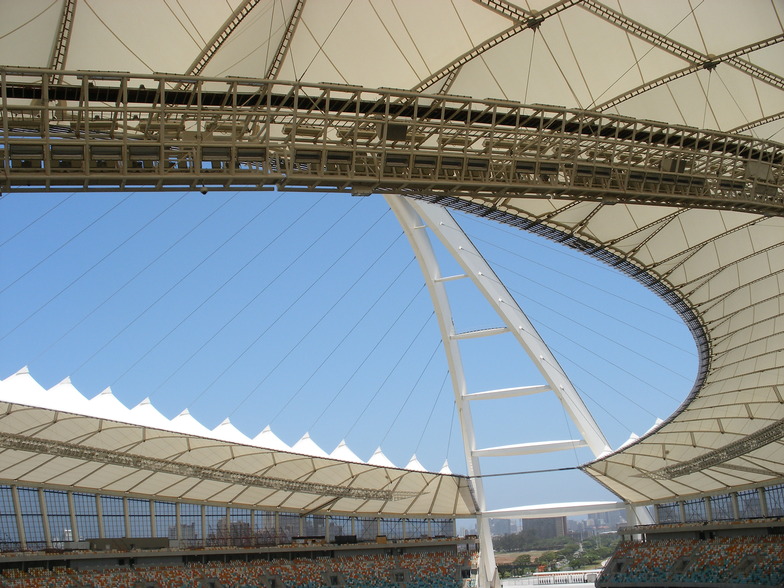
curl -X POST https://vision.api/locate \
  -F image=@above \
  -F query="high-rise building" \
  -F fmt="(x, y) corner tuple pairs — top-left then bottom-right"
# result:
(521, 517), (567, 539)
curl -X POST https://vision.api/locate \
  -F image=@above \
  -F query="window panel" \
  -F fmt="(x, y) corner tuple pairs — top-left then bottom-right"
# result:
(205, 505), (227, 546)
(44, 490), (72, 545)
(278, 513), (299, 542)
(737, 489), (762, 519)
(329, 516), (352, 540)
(17, 487), (46, 549)
(379, 517), (403, 540)
(154, 501), (177, 539)
(127, 498), (151, 538)
(179, 503), (202, 547)
(0, 486), (21, 550)
(73, 493), (99, 540)
(356, 517), (379, 541)
(101, 496), (125, 538)
(709, 494), (734, 521)
(683, 498), (706, 523)
(656, 502), (680, 524)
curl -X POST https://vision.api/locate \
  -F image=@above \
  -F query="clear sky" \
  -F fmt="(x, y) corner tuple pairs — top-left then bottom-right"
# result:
(0, 188), (697, 511)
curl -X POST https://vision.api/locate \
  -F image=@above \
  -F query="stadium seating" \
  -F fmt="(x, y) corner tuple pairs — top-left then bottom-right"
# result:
(0, 549), (471, 588)
(597, 535), (784, 586)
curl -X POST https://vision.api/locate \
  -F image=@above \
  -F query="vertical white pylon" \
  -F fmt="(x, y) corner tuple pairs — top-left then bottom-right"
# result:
(386, 195), (611, 588)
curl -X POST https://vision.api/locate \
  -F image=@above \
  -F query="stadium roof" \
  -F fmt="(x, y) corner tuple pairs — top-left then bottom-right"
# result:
(0, 0), (783, 510)
(0, 367), (476, 516)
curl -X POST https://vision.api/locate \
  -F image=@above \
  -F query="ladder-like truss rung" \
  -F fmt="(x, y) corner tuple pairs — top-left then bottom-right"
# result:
(472, 439), (588, 457)
(434, 273), (467, 282)
(482, 500), (627, 519)
(464, 384), (551, 401)
(452, 326), (509, 340)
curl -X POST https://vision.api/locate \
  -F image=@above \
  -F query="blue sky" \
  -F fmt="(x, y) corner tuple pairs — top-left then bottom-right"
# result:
(0, 189), (697, 510)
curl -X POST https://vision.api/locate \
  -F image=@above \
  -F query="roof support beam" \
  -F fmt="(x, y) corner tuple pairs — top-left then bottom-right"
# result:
(2, 69), (781, 217)
(266, 0), (307, 80)
(412, 0), (579, 93)
(731, 111), (784, 135)
(181, 0), (263, 79)
(49, 0), (78, 85)
(471, 0), (529, 23)
(645, 418), (784, 480)
(596, 35), (784, 111)
(582, 1), (784, 92)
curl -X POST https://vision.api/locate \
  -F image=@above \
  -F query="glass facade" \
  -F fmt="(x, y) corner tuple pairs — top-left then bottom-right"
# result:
(17, 487), (46, 550)
(656, 502), (680, 524)
(205, 505), (227, 546)
(737, 489), (762, 519)
(710, 494), (734, 521)
(303, 514), (326, 538)
(73, 492), (99, 541)
(154, 500), (176, 539)
(433, 518), (456, 537)
(128, 498), (151, 538)
(179, 502), (202, 546)
(380, 517), (403, 540)
(407, 518), (429, 539)
(4, 480), (784, 552)
(356, 517), (379, 541)
(44, 489), (72, 545)
(683, 498), (706, 523)
(329, 515), (352, 540)
(254, 510), (277, 545)
(764, 484), (784, 517)
(229, 508), (252, 546)
(0, 486), (461, 551)
(101, 495), (126, 538)
(278, 512), (299, 542)
(0, 486), (21, 550)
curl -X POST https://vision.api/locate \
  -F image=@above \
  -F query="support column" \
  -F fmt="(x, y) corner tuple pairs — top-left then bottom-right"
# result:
(150, 500), (157, 538)
(38, 488), (51, 549)
(201, 505), (207, 547)
(96, 495), (104, 539)
(226, 507), (231, 546)
(67, 491), (78, 543)
(123, 497), (130, 539)
(176, 502), (182, 541)
(10, 486), (26, 550)
(759, 488), (768, 517)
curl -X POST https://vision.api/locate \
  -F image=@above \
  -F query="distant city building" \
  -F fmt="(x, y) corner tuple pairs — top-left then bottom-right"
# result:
(521, 517), (567, 539)
(489, 519), (511, 537)
(170, 522), (197, 540)
(588, 510), (626, 532)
